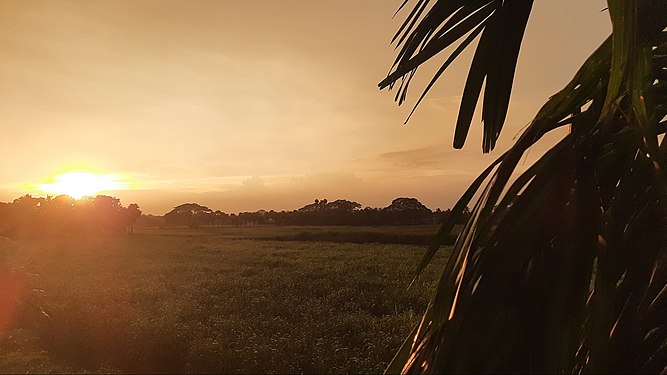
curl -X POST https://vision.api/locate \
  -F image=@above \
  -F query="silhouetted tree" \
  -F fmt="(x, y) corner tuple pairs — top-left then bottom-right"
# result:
(124, 204), (142, 234)
(164, 203), (213, 228)
(212, 210), (228, 227)
(384, 197), (430, 212)
(383, 198), (432, 225)
(148, 198), (459, 228)
(0, 194), (140, 237)
(134, 214), (165, 228)
(40, 195), (75, 235)
(325, 199), (362, 212)
(92, 195), (124, 233)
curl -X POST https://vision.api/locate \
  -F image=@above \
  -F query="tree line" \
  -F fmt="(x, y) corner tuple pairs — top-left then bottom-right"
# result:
(0, 194), (141, 238)
(0, 194), (467, 236)
(161, 197), (468, 228)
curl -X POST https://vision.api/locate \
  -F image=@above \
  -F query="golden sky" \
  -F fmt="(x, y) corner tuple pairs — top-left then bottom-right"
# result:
(0, 0), (609, 214)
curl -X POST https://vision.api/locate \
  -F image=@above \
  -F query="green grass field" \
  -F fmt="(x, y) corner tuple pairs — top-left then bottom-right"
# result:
(1, 226), (448, 373)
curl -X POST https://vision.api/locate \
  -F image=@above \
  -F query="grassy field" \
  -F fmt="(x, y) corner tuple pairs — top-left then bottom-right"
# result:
(0, 226), (448, 373)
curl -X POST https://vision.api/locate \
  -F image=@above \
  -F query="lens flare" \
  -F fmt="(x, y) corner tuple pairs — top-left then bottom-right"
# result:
(36, 171), (131, 199)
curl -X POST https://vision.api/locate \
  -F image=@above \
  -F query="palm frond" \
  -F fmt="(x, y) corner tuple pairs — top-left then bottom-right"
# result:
(379, 0), (533, 152)
(385, 1), (667, 373)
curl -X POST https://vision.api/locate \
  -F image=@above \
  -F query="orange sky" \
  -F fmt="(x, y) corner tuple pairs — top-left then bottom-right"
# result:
(0, 0), (610, 214)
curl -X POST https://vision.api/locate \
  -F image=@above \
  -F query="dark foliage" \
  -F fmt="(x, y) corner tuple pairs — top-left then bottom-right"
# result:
(164, 203), (214, 229)
(159, 198), (466, 228)
(381, 1), (667, 373)
(0, 194), (142, 238)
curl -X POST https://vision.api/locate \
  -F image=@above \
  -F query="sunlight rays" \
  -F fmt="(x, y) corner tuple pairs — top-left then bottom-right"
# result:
(36, 171), (132, 199)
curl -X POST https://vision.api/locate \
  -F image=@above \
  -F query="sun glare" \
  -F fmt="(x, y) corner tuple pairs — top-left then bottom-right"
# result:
(36, 171), (131, 199)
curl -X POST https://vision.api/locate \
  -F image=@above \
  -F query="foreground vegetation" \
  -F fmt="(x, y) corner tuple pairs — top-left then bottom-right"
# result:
(0, 226), (446, 373)
(380, 0), (667, 372)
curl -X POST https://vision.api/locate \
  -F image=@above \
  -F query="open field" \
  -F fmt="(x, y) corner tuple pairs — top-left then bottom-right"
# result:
(141, 224), (448, 245)
(1, 226), (448, 373)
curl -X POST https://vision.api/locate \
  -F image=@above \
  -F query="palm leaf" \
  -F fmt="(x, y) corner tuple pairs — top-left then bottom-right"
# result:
(383, 0), (667, 373)
(379, 0), (534, 152)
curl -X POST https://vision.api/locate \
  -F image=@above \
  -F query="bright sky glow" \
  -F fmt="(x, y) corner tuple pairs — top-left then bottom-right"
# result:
(0, 0), (610, 214)
(36, 171), (132, 199)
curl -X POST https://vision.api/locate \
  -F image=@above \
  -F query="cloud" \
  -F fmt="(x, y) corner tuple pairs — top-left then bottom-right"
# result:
(241, 175), (265, 191)
(378, 145), (457, 168)
(289, 171), (363, 191)
(425, 96), (461, 113)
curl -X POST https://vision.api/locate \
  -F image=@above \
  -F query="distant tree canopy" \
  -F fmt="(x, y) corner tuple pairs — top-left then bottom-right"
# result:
(125, 203), (142, 234)
(164, 203), (215, 228)
(160, 197), (465, 228)
(0, 194), (142, 238)
(298, 199), (362, 213)
(384, 198), (430, 212)
(0, 194), (468, 233)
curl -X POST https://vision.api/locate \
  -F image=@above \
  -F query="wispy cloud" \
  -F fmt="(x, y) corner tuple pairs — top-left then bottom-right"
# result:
(378, 145), (457, 168)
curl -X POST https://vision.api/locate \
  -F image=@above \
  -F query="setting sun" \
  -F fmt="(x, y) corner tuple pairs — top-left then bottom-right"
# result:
(36, 171), (132, 199)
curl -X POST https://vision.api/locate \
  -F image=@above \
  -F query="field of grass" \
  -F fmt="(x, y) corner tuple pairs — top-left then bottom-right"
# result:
(0, 226), (448, 373)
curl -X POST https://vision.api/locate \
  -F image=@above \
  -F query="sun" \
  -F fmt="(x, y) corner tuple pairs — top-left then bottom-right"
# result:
(36, 171), (131, 199)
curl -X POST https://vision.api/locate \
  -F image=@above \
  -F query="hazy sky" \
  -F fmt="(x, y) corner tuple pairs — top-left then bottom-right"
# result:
(0, 0), (609, 214)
